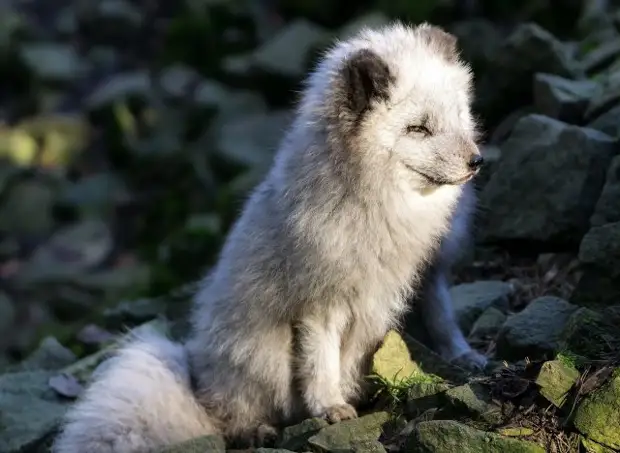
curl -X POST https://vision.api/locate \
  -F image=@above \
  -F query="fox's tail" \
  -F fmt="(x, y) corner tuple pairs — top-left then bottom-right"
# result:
(52, 327), (219, 453)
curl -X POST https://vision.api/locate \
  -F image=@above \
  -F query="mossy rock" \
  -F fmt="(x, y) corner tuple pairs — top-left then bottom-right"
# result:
(560, 307), (619, 365)
(409, 420), (546, 453)
(535, 359), (580, 408)
(307, 412), (390, 452)
(573, 368), (620, 450)
(371, 330), (423, 385)
(443, 382), (503, 425)
(276, 417), (328, 451)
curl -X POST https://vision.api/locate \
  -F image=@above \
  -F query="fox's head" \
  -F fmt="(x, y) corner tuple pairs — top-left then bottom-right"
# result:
(301, 22), (483, 191)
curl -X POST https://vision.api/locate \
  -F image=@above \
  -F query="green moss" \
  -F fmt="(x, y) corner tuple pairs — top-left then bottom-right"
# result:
(535, 359), (580, 408)
(573, 369), (620, 450)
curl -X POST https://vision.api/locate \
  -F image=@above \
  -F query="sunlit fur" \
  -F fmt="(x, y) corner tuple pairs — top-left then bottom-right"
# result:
(52, 22), (486, 453)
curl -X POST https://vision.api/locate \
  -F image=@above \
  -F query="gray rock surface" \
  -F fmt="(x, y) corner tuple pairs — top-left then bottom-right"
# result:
(479, 114), (617, 246)
(533, 73), (600, 122)
(497, 296), (579, 360)
(449, 280), (513, 334)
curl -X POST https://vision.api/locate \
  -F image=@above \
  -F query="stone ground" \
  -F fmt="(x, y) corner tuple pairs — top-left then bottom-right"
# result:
(1, 0), (620, 452)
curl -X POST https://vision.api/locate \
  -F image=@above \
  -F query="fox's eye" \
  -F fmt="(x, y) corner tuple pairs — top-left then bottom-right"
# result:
(406, 125), (431, 136)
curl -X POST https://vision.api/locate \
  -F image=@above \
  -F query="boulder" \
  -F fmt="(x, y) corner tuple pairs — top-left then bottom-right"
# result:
(0, 371), (69, 452)
(590, 156), (620, 226)
(587, 104), (620, 137)
(443, 382), (503, 424)
(533, 73), (600, 123)
(307, 412), (390, 452)
(409, 420), (545, 452)
(19, 337), (77, 371)
(468, 307), (507, 340)
(276, 418), (329, 451)
(535, 359), (580, 407)
(478, 114), (617, 247)
(574, 368), (620, 450)
(371, 330), (422, 384)
(449, 280), (513, 334)
(475, 23), (582, 126)
(572, 222), (620, 307)
(497, 296), (578, 360)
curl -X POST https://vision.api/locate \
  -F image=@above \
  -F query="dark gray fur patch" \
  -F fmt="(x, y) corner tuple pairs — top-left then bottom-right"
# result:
(419, 26), (459, 63)
(340, 48), (394, 125)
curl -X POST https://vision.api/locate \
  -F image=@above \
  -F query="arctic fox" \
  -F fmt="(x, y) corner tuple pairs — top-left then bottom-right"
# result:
(52, 21), (486, 452)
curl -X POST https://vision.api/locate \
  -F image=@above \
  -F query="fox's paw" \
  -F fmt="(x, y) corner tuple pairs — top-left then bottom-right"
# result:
(320, 403), (358, 423)
(254, 423), (278, 447)
(232, 423), (279, 449)
(450, 349), (488, 373)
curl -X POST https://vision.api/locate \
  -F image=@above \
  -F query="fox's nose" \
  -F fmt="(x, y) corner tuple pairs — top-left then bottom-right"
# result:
(468, 154), (484, 170)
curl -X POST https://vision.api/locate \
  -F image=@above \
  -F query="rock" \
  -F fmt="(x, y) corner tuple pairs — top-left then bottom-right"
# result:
(103, 297), (168, 328)
(0, 291), (15, 338)
(572, 222), (620, 307)
(560, 307), (619, 364)
(475, 23), (582, 126)
(533, 73), (600, 123)
(535, 359), (580, 407)
(57, 172), (131, 217)
(158, 434), (226, 453)
(584, 70), (620, 121)
(574, 368), (620, 450)
(86, 71), (150, 111)
(588, 104), (620, 137)
(19, 43), (87, 85)
(497, 296), (578, 360)
(590, 156), (620, 226)
(276, 418), (329, 451)
(497, 23), (580, 78)
(214, 110), (292, 168)
(254, 447), (295, 453)
(409, 420), (545, 453)
(406, 380), (449, 415)
(0, 177), (58, 237)
(468, 307), (507, 339)
(249, 19), (330, 79)
(400, 332), (469, 384)
(16, 219), (114, 286)
(449, 281), (513, 334)
(19, 336), (77, 371)
(475, 145), (501, 189)
(498, 427), (535, 437)
(76, 324), (115, 346)
(450, 19), (504, 74)
(307, 412), (390, 452)
(581, 437), (617, 453)
(197, 82), (266, 118)
(60, 319), (168, 385)
(581, 39), (620, 75)
(372, 330), (422, 384)
(0, 371), (69, 452)
(478, 114), (617, 247)
(443, 382), (503, 424)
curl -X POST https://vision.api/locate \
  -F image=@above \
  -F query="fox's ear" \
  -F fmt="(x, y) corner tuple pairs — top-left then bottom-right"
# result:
(341, 48), (394, 118)
(418, 25), (459, 63)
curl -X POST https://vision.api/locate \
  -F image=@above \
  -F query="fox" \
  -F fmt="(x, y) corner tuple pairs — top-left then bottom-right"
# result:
(52, 21), (487, 452)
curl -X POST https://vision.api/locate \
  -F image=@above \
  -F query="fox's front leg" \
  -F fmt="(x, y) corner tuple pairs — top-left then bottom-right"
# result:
(295, 308), (357, 423)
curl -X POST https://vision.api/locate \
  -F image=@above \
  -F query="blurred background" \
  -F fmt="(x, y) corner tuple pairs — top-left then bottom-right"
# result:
(2, 1), (620, 450)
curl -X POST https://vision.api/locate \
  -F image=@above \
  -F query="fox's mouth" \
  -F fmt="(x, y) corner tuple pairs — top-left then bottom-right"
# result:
(404, 164), (477, 186)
